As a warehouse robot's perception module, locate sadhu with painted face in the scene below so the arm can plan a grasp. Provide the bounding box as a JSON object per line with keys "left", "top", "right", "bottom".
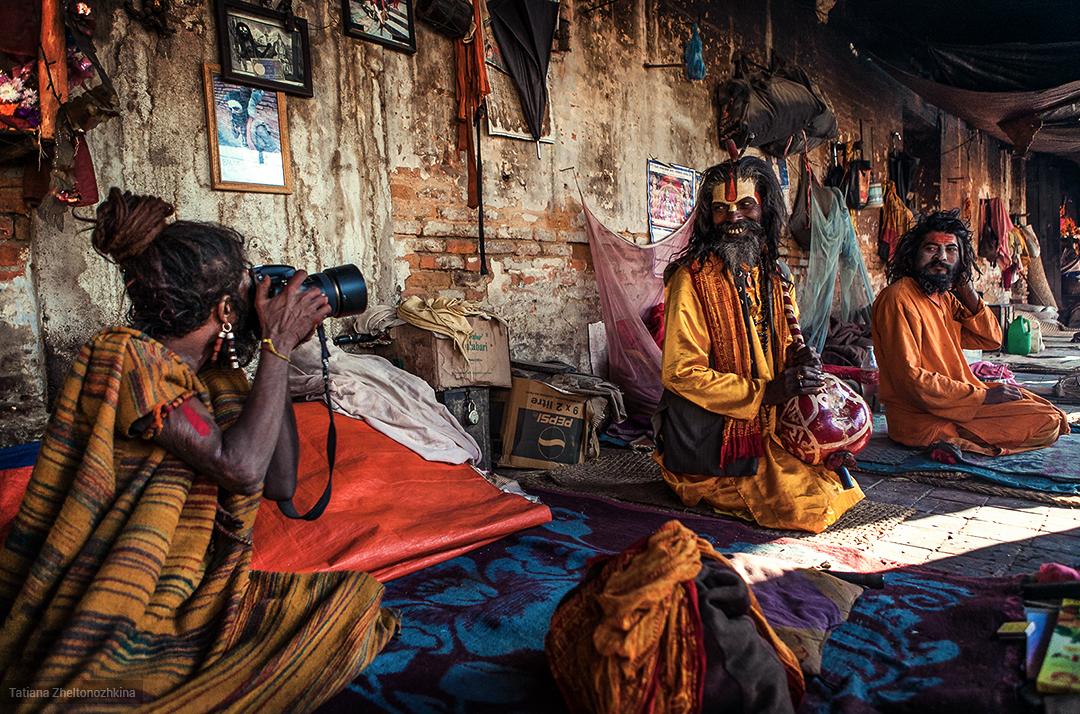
{"left": 654, "top": 157, "right": 864, "bottom": 534}
{"left": 872, "top": 209, "right": 1068, "bottom": 461}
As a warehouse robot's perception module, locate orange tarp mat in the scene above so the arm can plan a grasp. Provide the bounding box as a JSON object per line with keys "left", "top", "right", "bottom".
{"left": 251, "top": 402, "right": 552, "bottom": 581}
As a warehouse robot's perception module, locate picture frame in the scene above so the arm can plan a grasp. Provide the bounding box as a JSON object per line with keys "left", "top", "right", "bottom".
{"left": 646, "top": 160, "right": 697, "bottom": 243}
{"left": 342, "top": 0, "right": 417, "bottom": 54}
{"left": 202, "top": 64, "right": 293, "bottom": 194}
{"left": 215, "top": 0, "right": 313, "bottom": 98}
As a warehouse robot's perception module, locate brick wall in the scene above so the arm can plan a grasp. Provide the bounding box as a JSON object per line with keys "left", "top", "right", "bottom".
{"left": 0, "top": 166, "right": 47, "bottom": 447}
{"left": 391, "top": 167, "right": 591, "bottom": 298}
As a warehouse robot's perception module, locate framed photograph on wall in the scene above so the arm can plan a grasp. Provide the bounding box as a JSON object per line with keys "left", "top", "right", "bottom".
{"left": 202, "top": 64, "right": 293, "bottom": 194}
{"left": 646, "top": 160, "right": 697, "bottom": 243}
{"left": 342, "top": 0, "right": 416, "bottom": 53}
{"left": 215, "top": 0, "right": 313, "bottom": 97}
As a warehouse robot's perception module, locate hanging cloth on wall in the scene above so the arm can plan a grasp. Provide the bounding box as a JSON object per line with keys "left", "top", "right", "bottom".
{"left": 487, "top": 0, "right": 559, "bottom": 144}
{"left": 582, "top": 198, "right": 691, "bottom": 419}
{"left": 877, "top": 179, "right": 913, "bottom": 262}
{"left": 976, "top": 197, "right": 1014, "bottom": 285}
{"left": 798, "top": 187, "right": 876, "bottom": 353}
{"left": 455, "top": 0, "right": 491, "bottom": 209}
{"left": 887, "top": 149, "right": 920, "bottom": 209}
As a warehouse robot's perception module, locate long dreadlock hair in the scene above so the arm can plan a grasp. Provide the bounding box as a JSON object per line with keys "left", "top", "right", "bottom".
{"left": 670, "top": 155, "right": 787, "bottom": 278}
{"left": 90, "top": 187, "right": 258, "bottom": 364}
{"left": 887, "top": 209, "right": 977, "bottom": 289}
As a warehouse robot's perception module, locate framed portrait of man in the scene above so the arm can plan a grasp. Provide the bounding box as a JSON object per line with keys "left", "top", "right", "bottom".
{"left": 202, "top": 64, "right": 293, "bottom": 194}
{"left": 342, "top": 0, "right": 417, "bottom": 54}
{"left": 215, "top": 0, "right": 313, "bottom": 97}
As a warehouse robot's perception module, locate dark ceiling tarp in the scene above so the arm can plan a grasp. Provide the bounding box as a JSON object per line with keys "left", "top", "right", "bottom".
{"left": 831, "top": 0, "right": 1080, "bottom": 160}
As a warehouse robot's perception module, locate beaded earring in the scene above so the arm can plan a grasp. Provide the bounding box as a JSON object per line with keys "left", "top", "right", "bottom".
{"left": 215, "top": 322, "right": 239, "bottom": 369}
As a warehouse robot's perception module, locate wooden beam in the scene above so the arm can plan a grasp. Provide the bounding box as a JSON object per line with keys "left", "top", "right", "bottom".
{"left": 38, "top": 0, "right": 68, "bottom": 141}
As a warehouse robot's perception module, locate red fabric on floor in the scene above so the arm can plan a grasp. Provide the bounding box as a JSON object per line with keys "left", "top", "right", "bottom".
{"left": 251, "top": 402, "right": 551, "bottom": 581}
{"left": 0, "top": 466, "right": 32, "bottom": 544}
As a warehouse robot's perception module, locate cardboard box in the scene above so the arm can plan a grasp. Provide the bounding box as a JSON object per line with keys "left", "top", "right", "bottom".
{"left": 499, "top": 377, "right": 591, "bottom": 469}
{"left": 384, "top": 317, "right": 511, "bottom": 390}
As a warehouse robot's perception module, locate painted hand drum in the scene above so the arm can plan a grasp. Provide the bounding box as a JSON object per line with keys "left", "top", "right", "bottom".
{"left": 777, "top": 374, "right": 873, "bottom": 466}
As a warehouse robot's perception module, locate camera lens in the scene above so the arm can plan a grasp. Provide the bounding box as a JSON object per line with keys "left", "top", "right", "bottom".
{"left": 303, "top": 264, "right": 367, "bottom": 318}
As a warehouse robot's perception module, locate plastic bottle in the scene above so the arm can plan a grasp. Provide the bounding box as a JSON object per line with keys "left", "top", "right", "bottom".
{"left": 861, "top": 346, "right": 879, "bottom": 411}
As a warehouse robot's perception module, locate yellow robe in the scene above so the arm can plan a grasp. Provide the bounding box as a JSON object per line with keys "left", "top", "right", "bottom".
{"left": 871, "top": 277, "right": 1068, "bottom": 454}
{"left": 657, "top": 266, "right": 864, "bottom": 534}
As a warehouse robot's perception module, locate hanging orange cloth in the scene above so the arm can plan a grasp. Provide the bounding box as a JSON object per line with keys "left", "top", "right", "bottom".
{"left": 877, "top": 180, "right": 913, "bottom": 262}
{"left": 456, "top": 1, "right": 492, "bottom": 208}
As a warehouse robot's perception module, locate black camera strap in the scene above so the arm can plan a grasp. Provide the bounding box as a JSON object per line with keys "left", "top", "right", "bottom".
{"left": 276, "top": 324, "right": 335, "bottom": 520}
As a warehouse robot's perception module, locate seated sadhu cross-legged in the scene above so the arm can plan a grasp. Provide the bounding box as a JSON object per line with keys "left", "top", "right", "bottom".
{"left": 654, "top": 157, "right": 864, "bottom": 534}
{"left": 0, "top": 189, "right": 397, "bottom": 711}
{"left": 872, "top": 210, "right": 1069, "bottom": 460}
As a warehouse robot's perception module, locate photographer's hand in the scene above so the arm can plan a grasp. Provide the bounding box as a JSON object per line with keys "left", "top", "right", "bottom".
{"left": 255, "top": 270, "right": 332, "bottom": 355}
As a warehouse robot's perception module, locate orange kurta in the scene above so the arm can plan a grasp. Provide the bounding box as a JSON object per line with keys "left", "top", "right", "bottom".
{"left": 871, "top": 277, "right": 1069, "bottom": 454}
{"left": 656, "top": 266, "right": 864, "bottom": 534}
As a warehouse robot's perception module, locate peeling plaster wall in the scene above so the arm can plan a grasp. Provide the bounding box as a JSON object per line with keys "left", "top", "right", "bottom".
{"left": 14, "top": 0, "right": 1028, "bottom": 428}
{"left": 33, "top": 0, "right": 401, "bottom": 397}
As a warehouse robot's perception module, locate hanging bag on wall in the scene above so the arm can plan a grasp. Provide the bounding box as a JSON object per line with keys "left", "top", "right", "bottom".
{"left": 714, "top": 54, "right": 838, "bottom": 157}
{"left": 789, "top": 152, "right": 814, "bottom": 250}
{"left": 416, "top": 0, "right": 475, "bottom": 39}
{"left": 842, "top": 123, "right": 872, "bottom": 210}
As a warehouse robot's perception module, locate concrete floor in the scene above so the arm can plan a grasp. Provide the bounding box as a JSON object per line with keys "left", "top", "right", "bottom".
{"left": 856, "top": 472, "right": 1080, "bottom": 577}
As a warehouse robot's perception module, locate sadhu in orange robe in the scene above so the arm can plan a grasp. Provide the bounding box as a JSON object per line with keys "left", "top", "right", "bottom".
{"left": 871, "top": 276, "right": 1069, "bottom": 454}
{"left": 656, "top": 263, "right": 864, "bottom": 534}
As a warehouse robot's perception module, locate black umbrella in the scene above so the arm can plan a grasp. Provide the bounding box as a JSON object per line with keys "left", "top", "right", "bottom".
{"left": 487, "top": 0, "right": 559, "bottom": 143}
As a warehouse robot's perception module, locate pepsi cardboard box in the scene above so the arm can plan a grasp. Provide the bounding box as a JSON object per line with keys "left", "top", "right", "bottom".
{"left": 499, "top": 377, "right": 590, "bottom": 469}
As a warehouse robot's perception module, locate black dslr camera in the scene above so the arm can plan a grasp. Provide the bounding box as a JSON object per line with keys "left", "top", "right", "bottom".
{"left": 249, "top": 264, "right": 368, "bottom": 523}
{"left": 249, "top": 263, "right": 368, "bottom": 318}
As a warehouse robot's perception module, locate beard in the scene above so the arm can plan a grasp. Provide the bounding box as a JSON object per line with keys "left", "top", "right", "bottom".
{"left": 713, "top": 220, "right": 766, "bottom": 271}
{"left": 915, "top": 261, "right": 956, "bottom": 294}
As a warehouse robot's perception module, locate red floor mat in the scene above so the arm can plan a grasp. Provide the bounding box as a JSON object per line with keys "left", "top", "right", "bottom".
{"left": 251, "top": 402, "right": 551, "bottom": 581}
{"left": 0, "top": 405, "right": 551, "bottom": 583}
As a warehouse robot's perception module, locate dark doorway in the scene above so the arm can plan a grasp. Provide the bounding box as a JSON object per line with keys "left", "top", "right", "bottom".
{"left": 902, "top": 110, "right": 941, "bottom": 215}
{"left": 1026, "top": 153, "right": 1080, "bottom": 317}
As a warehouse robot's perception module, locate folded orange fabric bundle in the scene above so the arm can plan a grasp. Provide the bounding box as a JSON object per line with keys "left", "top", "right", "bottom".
{"left": 545, "top": 520, "right": 804, "bottom": 714}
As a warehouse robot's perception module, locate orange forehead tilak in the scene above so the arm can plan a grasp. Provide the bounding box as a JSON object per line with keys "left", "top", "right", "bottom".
{"left": 712, "top": 178, "right": 760, "bottom": 208}
{"left": 924, "top": 233, "right": 958, "bottom": 247}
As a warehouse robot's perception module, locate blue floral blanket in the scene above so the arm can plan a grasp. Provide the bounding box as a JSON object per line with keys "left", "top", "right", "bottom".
{"left": 320, "top": 489, "right": 1023, "bottom": 713}
{"left": 859, "top": 414, "right": 1080, "bottom": 495}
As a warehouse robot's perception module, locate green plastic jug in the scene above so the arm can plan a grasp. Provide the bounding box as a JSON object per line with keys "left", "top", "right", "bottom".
{"left": 1006, "top": 316, "right": 1032, "bottom": 356}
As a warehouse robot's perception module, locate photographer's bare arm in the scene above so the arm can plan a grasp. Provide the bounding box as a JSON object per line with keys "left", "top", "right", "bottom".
{"left": 150, "top": 270, "right": 330, "bottom": 497}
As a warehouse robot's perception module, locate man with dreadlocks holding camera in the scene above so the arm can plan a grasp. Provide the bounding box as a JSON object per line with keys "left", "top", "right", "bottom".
{"left": 872, "top": 210, "right": 1068, "bottom": 461}
{"left": 654, "top": 156, "right": 864, "bottom": 533}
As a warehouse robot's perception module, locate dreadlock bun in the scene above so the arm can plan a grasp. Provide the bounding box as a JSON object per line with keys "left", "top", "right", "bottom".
{"left": 91, "top": 187, "right": 175, "bottom": 263}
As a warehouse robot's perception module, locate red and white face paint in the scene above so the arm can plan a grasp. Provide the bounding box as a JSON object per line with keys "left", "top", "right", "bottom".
{"left": 711, "top": 177, "right": 762, "bottom": 234}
